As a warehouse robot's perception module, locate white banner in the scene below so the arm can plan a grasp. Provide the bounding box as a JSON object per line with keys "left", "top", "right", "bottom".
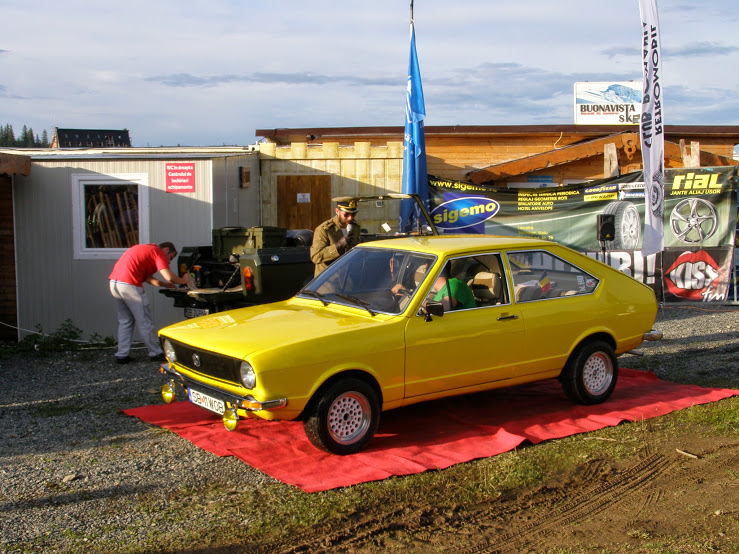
{"left": 573, "top": 82, "right": 642, "bottom": 125}
{"left": 638, "top": 0, "right": 665, "bottom": 256}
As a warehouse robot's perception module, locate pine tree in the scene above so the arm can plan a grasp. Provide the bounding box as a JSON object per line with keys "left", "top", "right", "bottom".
{"left": 24, "top": 126, "right": 35, "bottom": 147}
{"left": 0, "top": 124, "right": 15, "bottom": 146}
{"left": 0, "top": 123, "right": 50, "bottom": 146}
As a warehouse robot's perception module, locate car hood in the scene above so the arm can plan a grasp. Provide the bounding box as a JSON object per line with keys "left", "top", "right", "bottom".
{"left": 159, "top": 298, "right": 393, "bottom": 359}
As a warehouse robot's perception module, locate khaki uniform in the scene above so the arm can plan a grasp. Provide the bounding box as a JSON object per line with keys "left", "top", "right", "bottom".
{"left": 310, "top": 215, "right": 361, "bottom": 276}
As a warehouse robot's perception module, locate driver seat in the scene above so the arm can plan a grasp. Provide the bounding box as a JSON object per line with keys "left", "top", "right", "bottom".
{"left": 469, "top": 271, "right": 501, "bottom": 305}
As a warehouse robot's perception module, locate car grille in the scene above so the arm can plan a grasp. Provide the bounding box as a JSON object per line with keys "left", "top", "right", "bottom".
{"left": 166, "top": 339, "right": 241, "bottom": 384}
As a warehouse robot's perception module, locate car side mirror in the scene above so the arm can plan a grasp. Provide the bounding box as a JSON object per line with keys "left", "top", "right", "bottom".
{"left": 422, "top": 301, "right": 445, "bottom": 322}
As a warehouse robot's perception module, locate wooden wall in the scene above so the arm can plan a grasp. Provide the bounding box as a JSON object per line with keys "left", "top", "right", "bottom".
{"left": 260, "top": 127, "right": 739, "bottom": 186}
{"left": 258, "top": 141, "right": 404, "bottom": 228}
{"left": 0, "top": 174, "right": 16, "bottom": 340}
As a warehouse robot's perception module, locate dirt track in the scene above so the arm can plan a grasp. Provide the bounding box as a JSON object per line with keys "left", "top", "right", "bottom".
{"left": 253, "top": 436, "right": 738, "bottom": 553}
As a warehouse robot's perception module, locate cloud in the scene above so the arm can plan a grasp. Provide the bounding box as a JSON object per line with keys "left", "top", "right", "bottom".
{"left": 431, "top": 62, "right": 630, "bottom": 106}
{"left": 665, "top": 41, "right": 739, "bottom": 57}
{"left": 602, "top": 47, "right": 639, "bottom": 59}
{"left": 144, "top": 71, "right": 399, "bottom": 88}
{"left": 603, "top": 41, "right": 739, "bottom": 60}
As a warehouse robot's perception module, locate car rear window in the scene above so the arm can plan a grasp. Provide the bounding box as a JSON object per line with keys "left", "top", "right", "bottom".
{"left": 507, "top": 250, "right": 599, "bottom": 302}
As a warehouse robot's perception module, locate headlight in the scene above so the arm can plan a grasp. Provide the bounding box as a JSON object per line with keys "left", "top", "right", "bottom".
{"left": 240, "top": 361, "right": 256, "bottom": 389}
{"left": 163, "top": 339, "right": 176, "bottom": 362}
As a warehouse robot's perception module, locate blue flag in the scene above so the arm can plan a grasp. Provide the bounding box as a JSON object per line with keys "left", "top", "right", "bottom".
{"left": 399, "top": 22, "right": 429, "bottom": 232}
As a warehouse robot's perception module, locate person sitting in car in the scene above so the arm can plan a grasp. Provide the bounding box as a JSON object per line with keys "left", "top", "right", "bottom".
{"left": 427, "top": 264, "right": 476, "bottom": 311}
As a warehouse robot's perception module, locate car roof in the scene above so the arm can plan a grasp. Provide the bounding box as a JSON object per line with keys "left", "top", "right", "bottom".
{"left": 360, "top": 234, "right": 561, "bottom": 256}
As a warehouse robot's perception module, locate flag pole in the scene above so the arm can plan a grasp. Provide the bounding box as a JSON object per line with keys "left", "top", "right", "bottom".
{"left": 410, "top": 0, "right": 414, "bottom": 22}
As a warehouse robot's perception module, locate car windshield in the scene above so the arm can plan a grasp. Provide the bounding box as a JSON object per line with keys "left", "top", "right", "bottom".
{"left": 299, "top": 247, "right": 437, "bottom": 315}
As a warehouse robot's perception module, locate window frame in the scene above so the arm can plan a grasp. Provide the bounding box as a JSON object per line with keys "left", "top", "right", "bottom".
{"left": 506, "top": 249, "right": 600, "bottom": 302}
{"left": 71, "top": 173, "right": 150, "bottom": 260}
{"left": 420, "top": 252, "right": 510, "bottom": 313}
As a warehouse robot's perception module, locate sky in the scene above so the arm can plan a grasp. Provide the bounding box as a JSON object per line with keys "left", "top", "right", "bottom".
{"left": 2, "top": 0, "right": 739, "bottom": 147}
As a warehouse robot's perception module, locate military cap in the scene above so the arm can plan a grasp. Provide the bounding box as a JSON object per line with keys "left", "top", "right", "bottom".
{"left": 335, "top": 198, "right": 359, "bottom": 214}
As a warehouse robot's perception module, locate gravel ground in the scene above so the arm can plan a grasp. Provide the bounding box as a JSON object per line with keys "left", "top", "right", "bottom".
{"left": 1, "top": 345, "right": 276, "bottom": 552}
{"left": 1, "top": 303, "right": 737, "bottom": 552}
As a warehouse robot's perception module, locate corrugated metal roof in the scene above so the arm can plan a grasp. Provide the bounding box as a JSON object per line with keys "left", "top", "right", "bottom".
{"left": 0, "top": 146, "right": 259, "bottom": 161}
{"left": 256, "top": 124, "right": 739, "bottom": 145}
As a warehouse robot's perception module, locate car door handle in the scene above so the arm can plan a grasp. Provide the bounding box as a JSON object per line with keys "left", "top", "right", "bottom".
{"left": 497, "top": 313, "right": 519, "bottom": 321}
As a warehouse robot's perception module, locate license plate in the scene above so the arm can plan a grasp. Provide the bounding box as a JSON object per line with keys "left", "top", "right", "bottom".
{"left": 188, "top": 388, "right": 225, "bottom": 415}
{"left": 185, "top": 307, "right": 209, "bottom": 318}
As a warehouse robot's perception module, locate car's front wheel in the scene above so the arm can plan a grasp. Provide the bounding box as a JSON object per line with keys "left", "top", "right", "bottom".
{"left": 303, "top": 378, "right": 380, "bottom": 455}
{"left": 560, "top": 340, "right": 618, "bottom": 405}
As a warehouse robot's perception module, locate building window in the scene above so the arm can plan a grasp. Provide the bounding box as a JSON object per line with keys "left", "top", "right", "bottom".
{"left": 72, "top": 173, "right": 150, "bottom": 259}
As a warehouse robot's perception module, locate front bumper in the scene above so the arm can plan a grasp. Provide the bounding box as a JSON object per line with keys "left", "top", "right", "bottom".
{"left": 159, "top": 362, "right": 287, "bottom": 412}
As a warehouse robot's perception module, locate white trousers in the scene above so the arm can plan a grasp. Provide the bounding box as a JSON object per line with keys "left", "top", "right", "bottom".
{"left": 109, "top": 280, "right": 163, "bottom": 358}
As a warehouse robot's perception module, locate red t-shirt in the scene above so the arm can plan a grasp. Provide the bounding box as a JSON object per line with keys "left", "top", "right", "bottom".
{"left": 109, "top": 244, "right": 171, "bottom": 287}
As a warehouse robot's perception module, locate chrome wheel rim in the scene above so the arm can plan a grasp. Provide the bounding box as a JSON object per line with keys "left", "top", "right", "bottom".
{"left": 327, "top": 391, "right": 371, "bottom": 445}
{"left": 582, "top": 352, "right": 613, "bottom": 396}
{"left": 670, "top": 198, "right": 718, "bottom": 243}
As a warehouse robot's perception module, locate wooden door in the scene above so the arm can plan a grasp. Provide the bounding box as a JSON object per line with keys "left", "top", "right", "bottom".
{"left": 276, "top": 175, "right": 332, "bottom": 231}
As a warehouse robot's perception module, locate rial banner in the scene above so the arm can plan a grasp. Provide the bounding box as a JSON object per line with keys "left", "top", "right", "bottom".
{"left": 429, "top": 167, "right": 738, "bottom": 302}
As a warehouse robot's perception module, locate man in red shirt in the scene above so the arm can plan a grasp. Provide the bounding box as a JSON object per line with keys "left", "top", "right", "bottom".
{"left": 109, "top": 242, "right": 191, "bottom": 364}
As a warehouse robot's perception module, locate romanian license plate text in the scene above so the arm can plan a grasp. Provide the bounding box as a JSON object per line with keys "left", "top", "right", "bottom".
{"left": 188, "top": 388, "right": 225, "bottom": 415}
{"left": 185, "top": 307, "right": 209, "bottom": 318}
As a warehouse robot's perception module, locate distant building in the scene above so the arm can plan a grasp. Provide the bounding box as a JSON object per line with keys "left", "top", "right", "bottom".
{"left": 51, "top": 128, "right": 131, "bottom": 148}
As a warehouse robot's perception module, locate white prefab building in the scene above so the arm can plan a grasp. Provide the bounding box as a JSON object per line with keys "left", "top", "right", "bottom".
{"left": 8, "top": 147, "right": 260, "bottom": 341}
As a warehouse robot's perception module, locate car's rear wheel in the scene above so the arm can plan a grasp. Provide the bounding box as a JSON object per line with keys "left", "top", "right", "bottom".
{"left": 560, "top": 340, "right": 618, "bottom": 405}
{"left": 303, "top": 378, "right": 380, "bottom": 455}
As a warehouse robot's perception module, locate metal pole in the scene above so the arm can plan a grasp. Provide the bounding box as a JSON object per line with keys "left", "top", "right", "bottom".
{"left": 410, "top": 0, "right": 414, "bottom": 22}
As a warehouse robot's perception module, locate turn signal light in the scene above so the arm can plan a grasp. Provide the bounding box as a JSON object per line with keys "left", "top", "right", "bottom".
{"left": 161, "top": 381, "right": 176, "bottom": 404}
{"left": 223, "top": 406, "right": 240, "bottom": 431}
{"left": 243, "top": 267, "right": 253, "bottom": 291}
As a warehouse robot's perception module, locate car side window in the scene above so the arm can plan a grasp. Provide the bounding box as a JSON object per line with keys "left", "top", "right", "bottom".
{"left": 425, "top": 253, "right": 509, "bottom": 310}
{"left": 507, "top": 250, "right": 599, "bottom": 302}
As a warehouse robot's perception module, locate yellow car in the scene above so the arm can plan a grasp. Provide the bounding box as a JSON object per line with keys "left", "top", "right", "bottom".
{"left": 158, "top": 236, "right": 661, "bottom": 455}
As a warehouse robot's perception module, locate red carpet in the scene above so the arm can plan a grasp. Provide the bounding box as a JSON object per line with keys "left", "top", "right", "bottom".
{"left": 124, "top": 369, "right": 738, "bottom": 492}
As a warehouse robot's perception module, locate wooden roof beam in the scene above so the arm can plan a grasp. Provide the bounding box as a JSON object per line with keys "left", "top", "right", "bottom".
{"left": 466, "top": 133, "right": 737, "bottom": 184}
{"left": 0, "top": 153, "right": 32, "bottom": 176}
{"left": 467, "top": 133, "right": 640, "bottom": 184}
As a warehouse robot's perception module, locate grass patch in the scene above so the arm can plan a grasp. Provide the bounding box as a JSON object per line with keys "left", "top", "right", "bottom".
{"left": 33, "top": 402, "right": 86, "bottom": 418}
{"left": 0, "top": 319, "right": 114, "bottom": 358}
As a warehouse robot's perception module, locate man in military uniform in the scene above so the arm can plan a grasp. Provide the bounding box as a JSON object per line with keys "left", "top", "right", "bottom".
{"left": 310, "top": 198, "right": 361, "bottom": 276}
